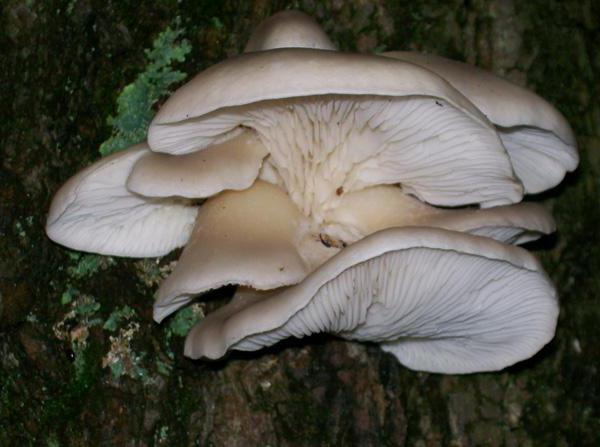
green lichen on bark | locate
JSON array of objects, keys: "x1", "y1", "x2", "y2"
[
  {"x1": 99, "y1": 22, "x2": 191, "y2": 156},
  {"x1": 0, "y1": 0, "x2": 598, "y2": 445}
]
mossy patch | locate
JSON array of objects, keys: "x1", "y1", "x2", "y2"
[
  {"x1": 99, "y1": 22, "x2": 191, "y2": 156},
  {"x1": 167, "y1": 303, "x2": 205, "y2": 338},
  {"x1": 103, "y1": 306, "x2": 136, "y2": 332},
  {"x1": 53, "y1": 294, "x2": 103, "y2": 383},
  {"x1": 67, "y1": 253, "x2": 115, "y2": 279}
]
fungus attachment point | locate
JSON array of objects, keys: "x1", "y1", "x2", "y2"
[{"x1": 153, "y1": 181, "x2": 336, "y2": 322}]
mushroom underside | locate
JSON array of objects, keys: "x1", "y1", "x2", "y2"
[
  {"x1": 184, "y1": 227, "x2": 557, "y2": 374},
  {"x1": 151, "y1": 94, "x2": 523, "y2": 213},
  {"x1": 45, "y1": 144, "x2": 198, "y2": 257},
  {"x1": 382, "y1": 51, "x2": 578, "y2": 194},
  {"x1": 499, "y1": 126, "x2": 578, "y2": 193},
  {"x1": 152, "y1": 180, "x2": 554, "y2": 323}
]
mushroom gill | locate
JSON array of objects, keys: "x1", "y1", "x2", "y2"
[
  {"x1": 184, "y1": 227, "x2": 558, "y2": 374},
  {"x1": 381, "y1": 51, "x2": 578, "y2": 193}
]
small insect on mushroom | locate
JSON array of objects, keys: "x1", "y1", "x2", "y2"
[{"x1": 46, "y1": 10, "x2": 577, "y2": 374}]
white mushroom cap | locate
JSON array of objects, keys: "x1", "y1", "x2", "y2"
[
  {"x1": 153, "y1": 181, "x2": 337, "y2": 322},
  {"x1": 424, "y1": 202, "x2": 555, "y2": 244},
  {"x1": 147, "y1": 49, "x2": 493, "y2": 154},
  {"x1": 382, "y1": 51, "x2": 579, "y2": 194},
  {"x1": 127, "y1": 130, "x2": 268, "y2": 198},
  {"x1": 326, "y1": 185, "x2": 555, "y2": 245},
  {"x1": 46, "y1": 144, "x2": 198, "y2": 257},
  {"x1": 184, "y1": 227, "x2": 558, "y2": 374},
  {"x1": 147, "y1": 49, "x2": 524, "y2": 209},
  {"x1": 244, "y1": 10, "x2": 336, "y2": 52}
]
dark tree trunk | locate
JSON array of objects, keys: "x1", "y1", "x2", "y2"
[{"x1": 1, "y1": 1, "x2": 598, "y2": 445}]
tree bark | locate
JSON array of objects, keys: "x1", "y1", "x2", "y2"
[{"x1": 1, "y1": 1, "x2": 598, "y2": 445}]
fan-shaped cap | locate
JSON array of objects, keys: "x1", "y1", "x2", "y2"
[
  {"x1": 147, "y1": 47, "x2": 525, "y2": 208},
  {"x1": 147, "y1": 49, "x2": 493, "y2": 155},
  {"x1": 127, "y1": 130, "x2": 268, "y2": 198},
  {"x1": 185, "y1": 227, "x2": 557, "y2": 374},
  {"x1": 244, "y1": 10, "x2": 336, "y2": 52},
  {"x1": 326, "y1": 185, "x2": 555, "y2": 245},
  {"x1": 153, "y1": 181, "x2": 337, "y2": 322},
  {"x1": 423, "y1": 202, "x2": 555, "y2": 244},
  {"x1": 382, "y1": 51, "x2": 579, "y2": 193},
  {"x1": 46, "y1": 144, "x2": 198, "y2": 257}
]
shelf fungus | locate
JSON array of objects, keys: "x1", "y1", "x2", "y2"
[{"x1": 46, "y1": 11, "x2": 577, "y2": 374}]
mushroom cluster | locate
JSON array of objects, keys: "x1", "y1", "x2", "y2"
[{"x1": 47, "y1": 11, "x2": 578, "y2": 374}]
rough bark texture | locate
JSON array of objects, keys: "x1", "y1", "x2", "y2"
[{"x1": 1, "y1": 1, "x2": 599, "y2": 446}]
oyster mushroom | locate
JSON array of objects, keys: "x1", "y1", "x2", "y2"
[
  {"x1": 45, "y1": 143, "x2": 198, "y2": 257},
  {"x1": 381, "y1": 51, "x2": 579, "y2": 193},
  {"x1": 153, "y1": 181, "x2": 555, "y2": 321},
  {"x1": 184, "y1": 227, "x2": 558, "y2": 374},
  {"x1": 45, "y1": 132, "x2": 269, "y2": 257},
  {"x1": 142, "y1": 18, "x2": 532, "y2": 317},
  {"x1": 127, "y1": 131, "x2": 268, "y2": 198},
  {"x1": 146, "y1": 49, "x2": 525, "y2": 211},
  {"x1": 46, "y1": 11, "x2": 575, "y2": 372},
  {"x1": 143, "y1": 11, "x2": 566, "y2": 322}
]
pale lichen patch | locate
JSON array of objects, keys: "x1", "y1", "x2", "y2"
[
  {"x1": 52, "y1": 294, "x2": 103, "y2": 380},
  {"x1": 134, "y1": 258, "x2": 178, "y2": 288},
  {"x1": 102, "y1": 321, "x2": 153, "y2": 385}
]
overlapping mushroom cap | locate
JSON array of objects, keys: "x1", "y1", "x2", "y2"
[
  {"x1": 381, "y1": 51, "x2": 578, "y2": 193},
  {"x1": 46, "y1": 10, "x2": 577, "y2": 374},
  {"x1": 185, "y1": 227, "x2": 557, "y2": 374}
]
